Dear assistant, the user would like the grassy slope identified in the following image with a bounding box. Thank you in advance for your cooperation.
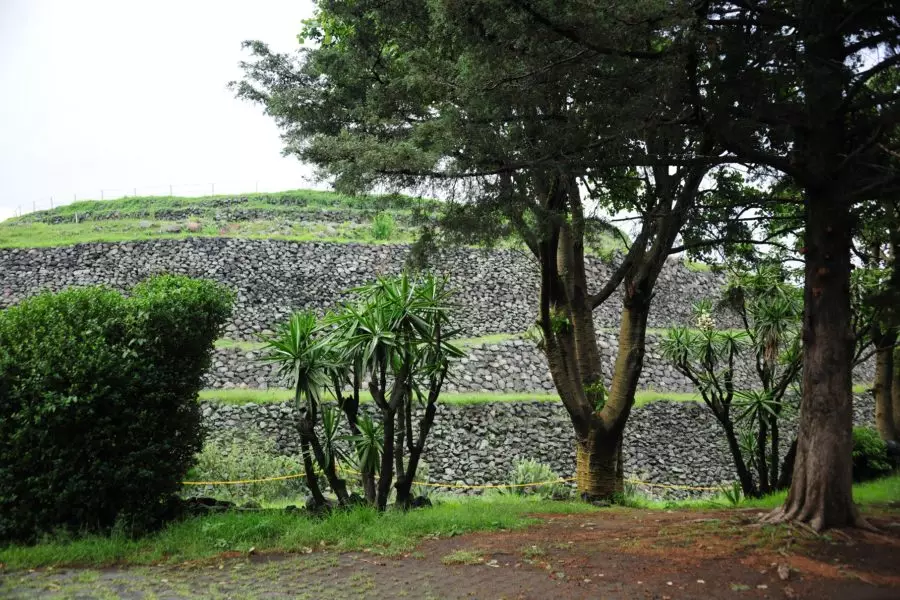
[2,476,896,569]
[0,190,631,256]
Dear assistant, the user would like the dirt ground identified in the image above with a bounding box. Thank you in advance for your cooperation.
[2,508,899,599]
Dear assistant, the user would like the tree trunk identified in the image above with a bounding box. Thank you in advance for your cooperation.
[756,418,770,495]
[575,424,622,500]
[396,391,439,508]
[764,188,864,530]
[337,382,378,504]
[376,408,395,511]
[777,439,797,490]
[575,299,651,501]
[721,418,757,497]
[893,347,900,440]
[874,336,897,441]
[769,415,780,489]
[298,434,327,508]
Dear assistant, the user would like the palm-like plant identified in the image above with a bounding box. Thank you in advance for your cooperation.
[260,311,350,507]
[664,263,803,497]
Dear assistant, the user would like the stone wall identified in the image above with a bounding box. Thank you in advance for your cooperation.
[0,238,734,340]
[204,334,875,393]
[200,393,876,498]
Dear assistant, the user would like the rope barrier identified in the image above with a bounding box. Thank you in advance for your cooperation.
[181,468,726,492]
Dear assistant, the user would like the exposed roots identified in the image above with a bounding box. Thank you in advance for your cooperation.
[761,504,878,533]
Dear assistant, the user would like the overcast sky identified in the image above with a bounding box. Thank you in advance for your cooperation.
[0,0,319,222]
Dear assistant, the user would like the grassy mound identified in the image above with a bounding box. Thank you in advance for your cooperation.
[0,189,629,254]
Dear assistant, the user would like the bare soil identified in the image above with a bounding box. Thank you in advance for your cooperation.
[2,508,899,599]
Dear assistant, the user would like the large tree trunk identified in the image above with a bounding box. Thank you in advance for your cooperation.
[575,425,622,500]
[765,189,864,530]
[894,347,900,439]
[874,335,897,441]
[575,299,650,500]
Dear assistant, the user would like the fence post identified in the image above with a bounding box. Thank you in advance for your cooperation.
[169,185,173,197]
[211,183,215,195]
[51,197,54,208]
[101,190,104,201]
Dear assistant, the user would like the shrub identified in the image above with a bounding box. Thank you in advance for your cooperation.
[0,275,233,542]
[852,427,893,482]
[185,432,306,505]
[371,212,396,240]
[506,459,568,498]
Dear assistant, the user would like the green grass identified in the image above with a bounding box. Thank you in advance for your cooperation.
[0,218,421,249]
[198,388,703,408]
[622,474,900,511]
[198,389,564,406]
[3,476,895,570]
[0,495,599,570]
[440,549,485,565]
[214,338,266,351]
[684,260,713,272]
[213,333,522,353]
[455,332,521,348]
[7,190,436,223]
[0,189,630,256]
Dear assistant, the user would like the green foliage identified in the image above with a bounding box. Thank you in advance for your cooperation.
[371,211,396,240]
[345,413,384,475]
[721,481,744,507]
[185,432,306,505]
[506,459,568,499]
[0,494,602,569]
[662,264,802,497]
[0,276,233,542]
[851,427,894,483]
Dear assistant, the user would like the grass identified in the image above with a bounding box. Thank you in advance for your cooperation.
[0,189,629,256]
[621,474,900,511]
[0,218,421,249]
[684,260,713,272]
[440,549,485,565]
[0,495,599,570]
[197,388,704,407]
[214,338,266,351]
[7,189,436,223]
[213,333,522,353]
[3,476,896,571]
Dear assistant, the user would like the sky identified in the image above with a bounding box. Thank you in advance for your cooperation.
[0,0,319,222]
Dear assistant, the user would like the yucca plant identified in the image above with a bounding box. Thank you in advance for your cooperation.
[341,273,463,509]
[260,311,350,508]
[662,262,801,498]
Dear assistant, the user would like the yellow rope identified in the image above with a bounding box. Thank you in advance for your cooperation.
[181,473,307,485]
[181,468,724,492]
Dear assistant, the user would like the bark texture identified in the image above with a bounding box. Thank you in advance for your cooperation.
[874,336,897,441]
[764,188,862,530]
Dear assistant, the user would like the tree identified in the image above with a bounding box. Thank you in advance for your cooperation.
[662,266,803,497]
[263,274,462,511]
[689,0,900,529]
[262,312,351,508]
[853,197,900,442]
[339,274,463,510]
[234,0,730,500]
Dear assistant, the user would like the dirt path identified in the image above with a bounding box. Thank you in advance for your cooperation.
[3,508,899,599]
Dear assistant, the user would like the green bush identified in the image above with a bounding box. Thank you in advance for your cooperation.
[506,459,569,498]
[371,212,396,240]
[0,275,233,542]
[185,432,306,505]
[852,427,894,482]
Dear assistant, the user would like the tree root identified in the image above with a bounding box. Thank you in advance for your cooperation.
[760,504,878,533]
